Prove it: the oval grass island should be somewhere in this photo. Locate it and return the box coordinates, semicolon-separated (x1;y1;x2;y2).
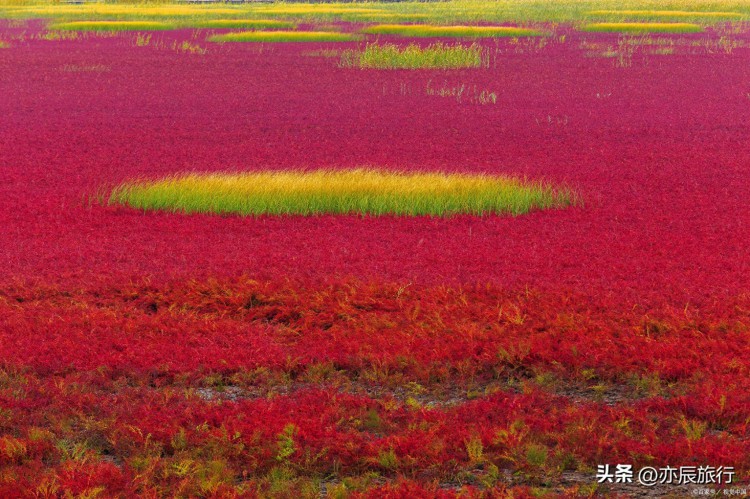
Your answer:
107;169;577;217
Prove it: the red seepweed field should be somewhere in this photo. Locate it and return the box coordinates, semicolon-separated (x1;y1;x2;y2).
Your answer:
2;6;750;497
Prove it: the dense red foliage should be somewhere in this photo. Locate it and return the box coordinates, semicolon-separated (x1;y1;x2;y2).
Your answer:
2;278;750;495
1;24;749;300
1;21;750;495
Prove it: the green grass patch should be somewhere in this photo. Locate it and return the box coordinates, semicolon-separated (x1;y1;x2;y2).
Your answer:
581;22;702;34
362;24;542;38
251;6;382;16
342;13;430;23
587;10;743;20
3;5;242;21
108;169;576;217
193;19;296;30
1;2;749;26
208;30;360;43
50;21;173;31
340;42;486;69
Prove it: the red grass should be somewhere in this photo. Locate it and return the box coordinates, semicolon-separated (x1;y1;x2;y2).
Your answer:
1;278;750;494
1;22;750;495
0;27;747;300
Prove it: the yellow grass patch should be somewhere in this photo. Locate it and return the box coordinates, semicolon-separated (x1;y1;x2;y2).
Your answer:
362;24;542;38
587;10;743;19
193;19;296;30
340;42;486;69
581;22;702;34
253;6;382;15
8;5;240;18
50;21;173;31
345;13;429;20
208;30;360;42
108;169;576;217
1;2;748;26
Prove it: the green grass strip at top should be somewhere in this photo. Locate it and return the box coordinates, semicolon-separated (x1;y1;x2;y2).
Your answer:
581;22;702;34
50;21;173;31
193;19;297;29
343;13;430;22
340;42;485;69
587;10;743;19
249;6;382;17
208;30;360;42
3;2;750;25
108;169;576;217
362;24;542;38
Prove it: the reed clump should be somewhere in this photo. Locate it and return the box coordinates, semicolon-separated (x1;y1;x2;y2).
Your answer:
340;42;486;69
108;169;576;217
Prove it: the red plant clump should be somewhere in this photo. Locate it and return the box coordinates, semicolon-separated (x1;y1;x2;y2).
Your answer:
1;278;750;495
0;26;749;300
1;22;750;495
